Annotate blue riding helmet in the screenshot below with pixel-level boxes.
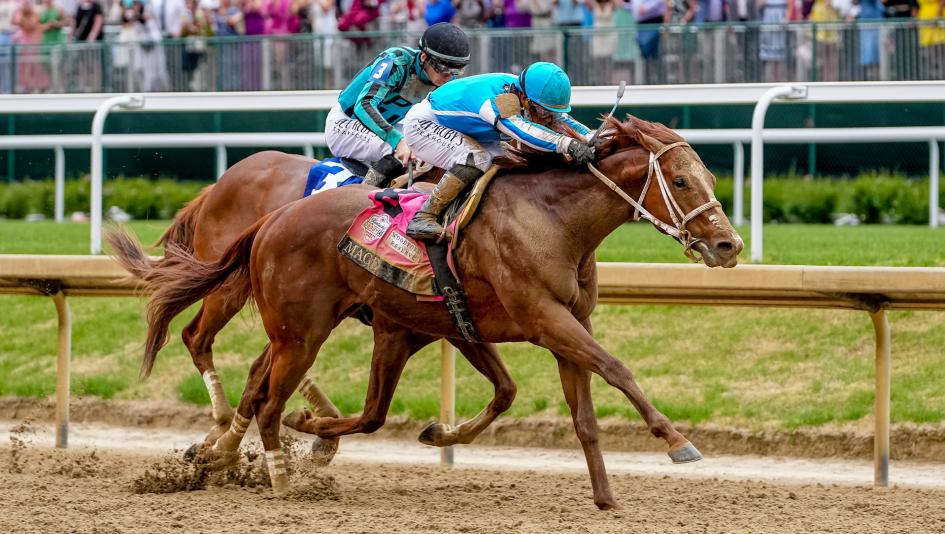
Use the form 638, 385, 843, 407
513, 62, 573, 113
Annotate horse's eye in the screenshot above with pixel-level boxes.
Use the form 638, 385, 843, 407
673, 177, 686, 188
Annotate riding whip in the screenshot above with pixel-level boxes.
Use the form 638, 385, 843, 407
588, 80, 627, 147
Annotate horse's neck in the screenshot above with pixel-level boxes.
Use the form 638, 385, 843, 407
510, 153, 649, 257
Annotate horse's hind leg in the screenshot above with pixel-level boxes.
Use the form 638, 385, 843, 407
418, 340, 517, 447
283, 316, 416, 439
210, 343, 271, 455
555, 353, 619, 511
181, 290, 242, 444
255, 337, 323, 497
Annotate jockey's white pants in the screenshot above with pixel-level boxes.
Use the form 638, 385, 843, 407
403, 99, 504, 173
324, 104, 397, 164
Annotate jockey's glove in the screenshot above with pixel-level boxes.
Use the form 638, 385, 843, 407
564, 139, 596, 165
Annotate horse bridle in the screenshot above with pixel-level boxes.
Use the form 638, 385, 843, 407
586, 141, 722, 261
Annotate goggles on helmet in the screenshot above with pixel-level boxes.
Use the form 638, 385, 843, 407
428, 57, 467, 77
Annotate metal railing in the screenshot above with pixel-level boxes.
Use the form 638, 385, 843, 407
2, 19, 944, 94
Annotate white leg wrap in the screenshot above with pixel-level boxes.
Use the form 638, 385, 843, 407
298, 376, 319, 406
230, 413, 250, 435
203, 370, 229, 421
266, 450, 287, 477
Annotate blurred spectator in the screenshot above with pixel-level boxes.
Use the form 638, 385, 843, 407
152, 0, 186, 36
613, 0, 637, 77
267, 0, 297, 89
483, 0, 504, 26
181, 0, 210, 89
72, 0, 103, 39
210, 0, 242, 33
39, 0, 66, 92
589, 0, 616, 83
313, 0, 337, 85
503, 0, 529, 27
0, 0, 17, 93
14, 0, 51, 93
809, 0, 839, 80
857, 0, 883, 80
267, 0, 297, 33
917, 0, 944, 79
632, 0, 668, 83
210, 0, 243, 89
759, 0, 788, 81
500, 0, 529, 71
882, 0, 918, 79
241, 0, 264, 89
453, 0, 485, 26
292, 0, 312, 32
388, 0, 426, 30
421, 0, 456, 25
337, 0, 380, 32
70, 0, 103, 91
555, 0, 585, 26
524, 0, 555, 61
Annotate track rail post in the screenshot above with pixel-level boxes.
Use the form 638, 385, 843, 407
870, 310, 891, 486
53, 290, 71, 448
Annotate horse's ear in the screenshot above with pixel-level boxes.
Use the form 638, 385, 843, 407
632, 129, 665, 154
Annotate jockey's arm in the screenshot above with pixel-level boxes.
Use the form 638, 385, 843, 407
495, 114, 574, 154
352, 58, 405, 149
557, 114, 593, 143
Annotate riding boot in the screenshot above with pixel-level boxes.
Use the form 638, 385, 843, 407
406, 165, 481, 241
362, 154, 405, 188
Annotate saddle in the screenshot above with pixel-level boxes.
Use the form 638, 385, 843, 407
336, 166, 501, 342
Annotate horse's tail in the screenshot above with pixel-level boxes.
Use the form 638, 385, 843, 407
107, 214, 270, 380
153, 184, 214, 255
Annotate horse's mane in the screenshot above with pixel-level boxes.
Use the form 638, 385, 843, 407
493, 115, 684, 170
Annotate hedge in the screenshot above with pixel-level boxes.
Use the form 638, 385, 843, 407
0, 177, 209, 220
0, 173, 942, 224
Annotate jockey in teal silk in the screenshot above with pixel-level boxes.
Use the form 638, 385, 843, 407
325, 23, 471, 187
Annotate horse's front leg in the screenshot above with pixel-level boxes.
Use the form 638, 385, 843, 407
295, 376, 342, 465
418, 340, 517, 447
534, 304, 700, 463
555, 345, 618, 510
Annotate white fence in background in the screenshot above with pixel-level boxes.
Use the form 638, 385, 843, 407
0, 82, 943, 255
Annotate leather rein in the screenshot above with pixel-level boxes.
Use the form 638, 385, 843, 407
586, 141, 721, 261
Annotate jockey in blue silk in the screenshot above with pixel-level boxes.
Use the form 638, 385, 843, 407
325, 22, 470, 187
403, 62, 597, 241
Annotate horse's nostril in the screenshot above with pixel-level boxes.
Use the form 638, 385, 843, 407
716, 240, 734, 252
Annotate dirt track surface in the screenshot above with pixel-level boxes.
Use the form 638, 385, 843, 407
5, 442, 945, 534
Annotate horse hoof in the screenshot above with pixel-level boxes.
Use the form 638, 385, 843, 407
595, 499, 622, 511
182, 443, 200, 463
282, 409, 312, 433
418, 422, 439, 446
309, 437, 339, 467
668, 441, 703, 464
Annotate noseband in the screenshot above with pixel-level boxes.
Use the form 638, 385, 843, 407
587, 141, 722, 261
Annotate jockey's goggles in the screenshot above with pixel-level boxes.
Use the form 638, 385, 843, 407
526, 100, 557, 123
429, 58, 467, 77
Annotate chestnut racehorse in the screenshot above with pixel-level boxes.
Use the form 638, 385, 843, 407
111, 116, 743, 509
146, 151, 512, 461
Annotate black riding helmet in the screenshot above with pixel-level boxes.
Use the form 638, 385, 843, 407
418, 22, 470, 76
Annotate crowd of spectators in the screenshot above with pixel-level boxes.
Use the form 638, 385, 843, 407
0, 0, 941, 92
